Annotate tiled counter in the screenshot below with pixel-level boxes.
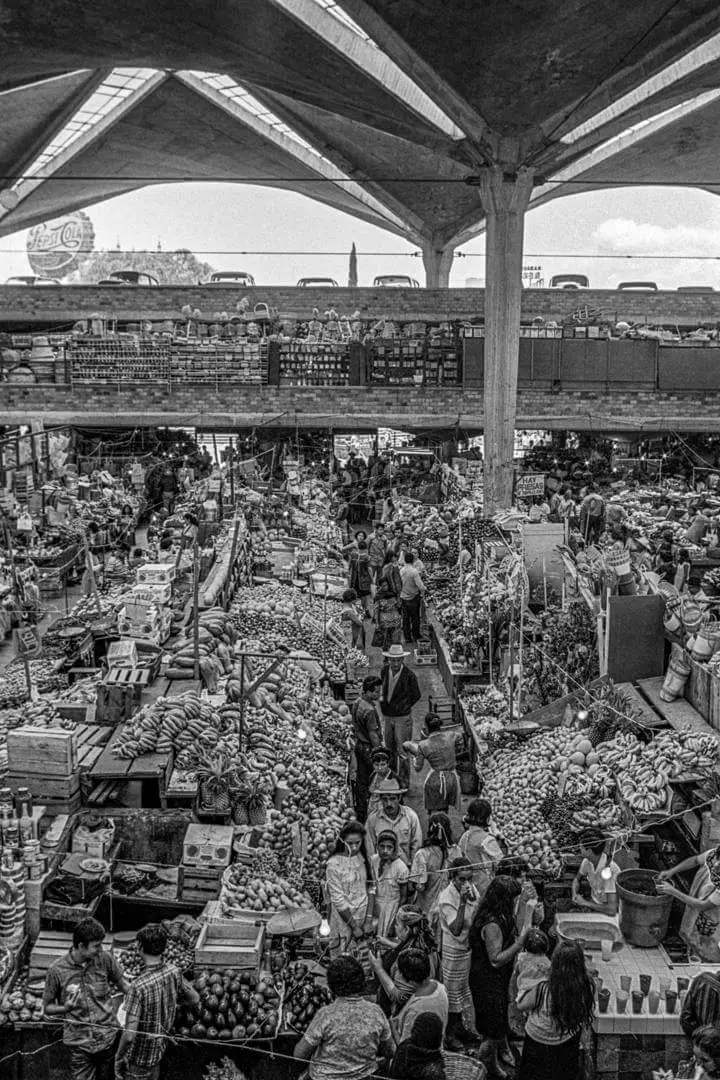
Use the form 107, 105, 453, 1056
587, 942, 710, 1080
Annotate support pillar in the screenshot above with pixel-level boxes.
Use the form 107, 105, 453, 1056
479, 165, 534, 513
421, 244, 454, 288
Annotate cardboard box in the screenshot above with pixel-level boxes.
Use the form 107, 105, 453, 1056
107, 640, 138, 668
136, 564, 176, 585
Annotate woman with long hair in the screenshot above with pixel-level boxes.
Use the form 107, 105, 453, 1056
516, 940, 595, 1080
692, 1024, 720, 1079
469, 875, 530, 1078
410, 812, 454, 931
324, 821, 373, 956
438, 858, 481, 1050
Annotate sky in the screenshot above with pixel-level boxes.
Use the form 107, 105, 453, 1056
3, 181, 720, 290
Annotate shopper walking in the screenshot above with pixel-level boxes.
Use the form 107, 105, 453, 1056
407, 713, 461, 814
368, 524, 388, 583
371, 831, 410, 939
516, 940, 595, 1080
410, 812, 455, 935
114, 924, 198, 1080
350, 675, 384, 822
324, 821, 373, 955
43, 916, 128, 1080
457, 799, 504, 900
399, 552, 425, 645
380, 644, 421, 789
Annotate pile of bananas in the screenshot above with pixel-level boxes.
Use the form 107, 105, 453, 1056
570, 798, 623, 833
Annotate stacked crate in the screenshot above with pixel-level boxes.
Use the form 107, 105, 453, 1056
179, 824, 234, 903
7, 728, 80, 813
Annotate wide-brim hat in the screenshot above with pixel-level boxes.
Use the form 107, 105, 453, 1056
383, 643, 410, 659
374, 777, 408, 796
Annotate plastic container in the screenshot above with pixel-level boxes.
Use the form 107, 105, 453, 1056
660, 644, 692, 703
616, 869, 672, 947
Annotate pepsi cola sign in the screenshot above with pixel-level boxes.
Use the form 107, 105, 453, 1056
26, 211, 95, 277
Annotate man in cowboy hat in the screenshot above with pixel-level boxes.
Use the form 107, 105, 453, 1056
366, 778, 422, 867
380, 643, 421, 789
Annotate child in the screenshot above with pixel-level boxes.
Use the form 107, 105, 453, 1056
368, 748, 396, 817
371, 831, 409, 941
339, 588, 364, 650
572, 830, 620, 915
508, 929, 551, 1039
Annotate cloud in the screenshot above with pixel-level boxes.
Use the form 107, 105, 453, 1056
592, 217, 720, 256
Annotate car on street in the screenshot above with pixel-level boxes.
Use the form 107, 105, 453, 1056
372, 274, 421, 287
296, 277, 339, 287
97, 270, 159, 286
4, 275, 60, 286
208, 271, 256, 286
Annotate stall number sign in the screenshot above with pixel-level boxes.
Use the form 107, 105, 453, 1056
15, 626, 41, 659
515, 473, 546, 498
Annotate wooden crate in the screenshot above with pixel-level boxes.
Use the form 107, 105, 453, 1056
7, 727, 78, 776
7, 772, 80, 801
686, 659, 712, 725
178, 866, 222, 903
194, 921, 263, 970
56, 701, 91, 723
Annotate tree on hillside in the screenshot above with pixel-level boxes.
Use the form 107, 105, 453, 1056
348, 242, 358, 287
68, 248, 216, 285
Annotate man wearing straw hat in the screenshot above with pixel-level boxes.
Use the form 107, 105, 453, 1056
366, 777, 422, 867
380, 643, 421, 789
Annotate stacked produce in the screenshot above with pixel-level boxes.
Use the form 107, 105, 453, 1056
175, 968, 281, 1041
595, 729, 719, 814
165, 607, 237, 689
283, 961, 332, 1033
0, 971, 44, 1025
221, 858, 312, 915
112, 692, 233, 759
118, 918, 201, 980
529, 601, 599, 704
0, 660, 67, 708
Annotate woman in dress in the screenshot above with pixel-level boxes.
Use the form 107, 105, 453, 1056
516, 940, 595, 1080
324, 821, 373, 956
437, 857, 481, 1050
406, 714, 461, 814
410, 813, 455, 935
374, 551, 403, 650
469, 875, 529, 1079
457, 799, 504, 901
658, 846, 720, 961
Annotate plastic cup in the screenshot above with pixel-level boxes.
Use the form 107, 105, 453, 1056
666, 990, 678, 1013
648, 990, 660, 1014
639, 973, 652, 996
620, 975, 632, 993
631, 991, 644, 1014
598, 987, 611, 1013
601, 939, 613, 962
616, 990, 628, 1013
677, 977, 690, 992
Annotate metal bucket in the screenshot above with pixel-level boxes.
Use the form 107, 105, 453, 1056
616, 869, 672, 947
617, 571, 637, 595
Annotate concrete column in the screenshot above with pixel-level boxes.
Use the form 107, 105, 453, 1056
479, 165, 534, 513
422, 244, 454, 288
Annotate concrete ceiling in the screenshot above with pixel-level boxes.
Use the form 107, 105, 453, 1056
2, 0, 720, 255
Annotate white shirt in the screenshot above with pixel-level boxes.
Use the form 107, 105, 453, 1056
579, 855, 620, 906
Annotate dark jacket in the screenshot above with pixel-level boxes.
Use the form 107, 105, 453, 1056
381, 663, 421, 717
681, 970, 720, 1038
349, 552, 373, 596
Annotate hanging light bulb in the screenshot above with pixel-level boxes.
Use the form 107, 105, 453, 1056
600, 866, 613, 881
297, 728, 307, 741
577, 709, 589, 722
318, 918, 331, 938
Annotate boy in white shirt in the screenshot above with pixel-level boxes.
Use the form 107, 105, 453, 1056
572, 830, 620, 915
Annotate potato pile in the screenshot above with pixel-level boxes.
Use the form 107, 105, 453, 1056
220, 861, 312, 914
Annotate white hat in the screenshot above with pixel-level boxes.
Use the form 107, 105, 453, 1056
383, 643, 410, 659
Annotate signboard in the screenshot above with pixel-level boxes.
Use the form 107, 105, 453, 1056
15, 626, 41, 659
26, 211, 95, 277
515, 473, 546, 498
522, 264, 544, 288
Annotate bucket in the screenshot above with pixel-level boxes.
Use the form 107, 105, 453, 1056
617, 571, 637, 595
681, 599, 704, 635
693, 621, 720, 661
660, 643, 691, 702
616, 869, 673, 947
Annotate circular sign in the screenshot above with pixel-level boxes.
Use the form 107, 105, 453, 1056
26, 211, 95, 277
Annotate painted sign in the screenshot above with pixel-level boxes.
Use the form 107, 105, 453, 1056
26, 211, 95, 277
515, 473, 546, 498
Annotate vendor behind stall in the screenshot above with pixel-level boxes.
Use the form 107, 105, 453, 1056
571, 830, 620, 915
658, 847, 720, 961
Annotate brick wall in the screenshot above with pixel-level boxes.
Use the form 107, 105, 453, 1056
2, 285, 720, 326
3, 383, 720, 432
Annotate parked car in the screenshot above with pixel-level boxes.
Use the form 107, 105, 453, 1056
372, 274, 421, 288
677, 285, 715, 293
4, 275, 60, 286
208, 271, 256, 286
616, 281, 658, 291
549, 274, 589, 289
97, 271, 159, 286
296, 277, 339, 287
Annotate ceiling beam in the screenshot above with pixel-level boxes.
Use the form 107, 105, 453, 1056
336, 0, 497, 158
267, 0, 464, 146
0, 69, 169, 225
6, 69, 113, 183
178, 71, 425, 242
244, 84, 429, 239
